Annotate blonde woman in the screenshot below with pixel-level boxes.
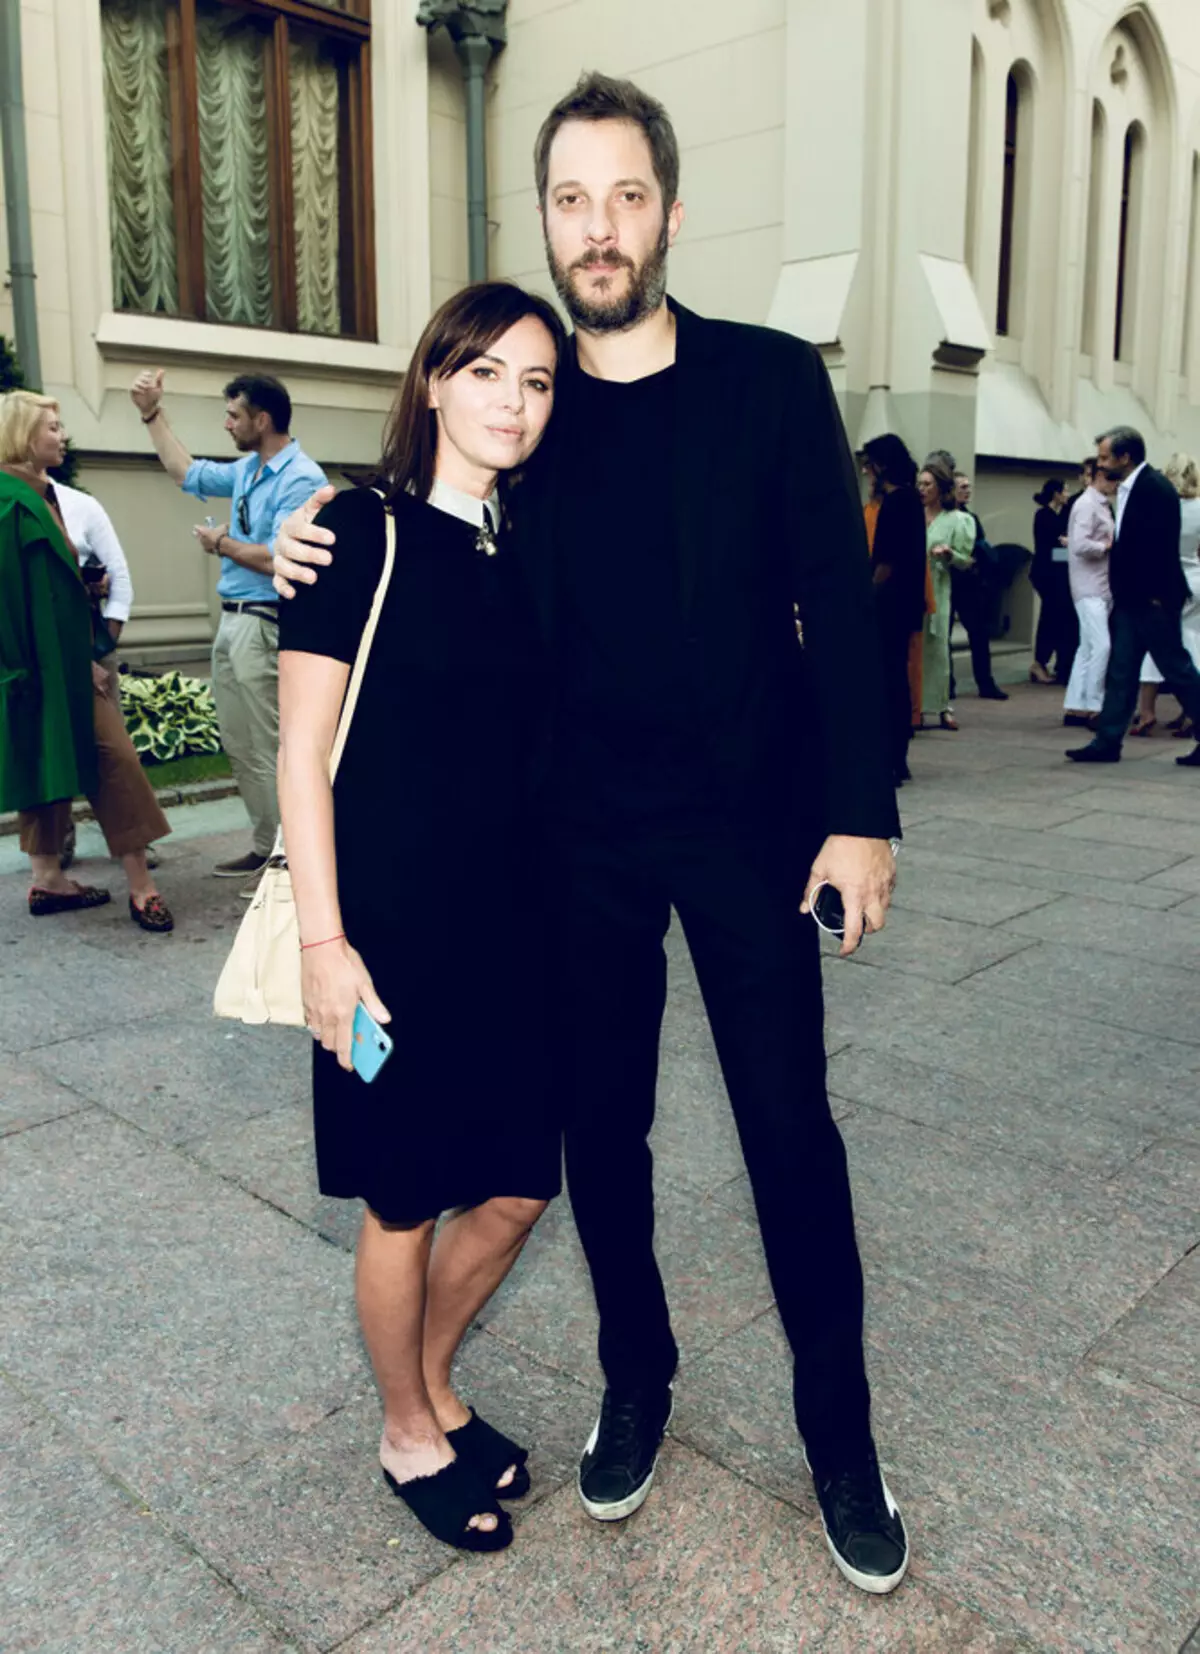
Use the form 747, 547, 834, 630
1133, 453, 1200, 739
0, 392, 174, 929
916, 459, 976, 729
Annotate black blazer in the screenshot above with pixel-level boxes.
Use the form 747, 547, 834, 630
513, 298, 900, 851
1111, 465, 1187, 609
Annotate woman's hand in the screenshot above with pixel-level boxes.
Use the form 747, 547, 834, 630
273, 486, 338, 598
931, 543, 952, 561
91, 661, 111, 697
301, 938, 390, 1072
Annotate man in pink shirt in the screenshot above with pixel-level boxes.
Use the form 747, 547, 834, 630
1063, 458, 1116, 725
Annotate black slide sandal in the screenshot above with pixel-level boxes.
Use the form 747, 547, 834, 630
446, 1409, 531, 1501
382, 1458, 513, 1552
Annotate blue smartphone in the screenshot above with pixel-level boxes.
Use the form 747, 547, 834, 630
351, 1002, 393, 1084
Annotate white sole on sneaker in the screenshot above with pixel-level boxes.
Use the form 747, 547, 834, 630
804, 1451, 909, 1596
577, 1389, 674, 1523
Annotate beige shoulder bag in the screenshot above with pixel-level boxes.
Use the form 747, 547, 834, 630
213, 499, 396, 1027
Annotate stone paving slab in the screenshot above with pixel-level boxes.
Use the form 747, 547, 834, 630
1144, 855, 1200, 896
1000, 895, 1200, 972
165, 1336, 592, 1652
890, 864, 1062, 926
841, 905, 1037, 984
896, 843, 1192, 911
23, 1011, 310, 1144
1088, 1245, 1200, 1407
0, 1111, 370, 1507
1063, 780, 1200, 824
824, 1046, 1157, 1176
1, 1376, 298, 1654
961, 941, 1200, 1047
0, 1062, 88, 1139
902, 818, 1186, 882
1104, 1139, 1200, 1216
1050, 810, 1200, 859
336, 1442, 1026, 1654
184, 1102, 362, 1252
0, 929, 196, 1054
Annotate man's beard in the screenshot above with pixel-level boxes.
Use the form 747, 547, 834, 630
546, 221, 670, 334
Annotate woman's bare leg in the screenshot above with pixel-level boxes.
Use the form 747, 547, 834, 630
423, 1197, 547, 1479
356, 1207, 498, 1532
119, 850, 158, 905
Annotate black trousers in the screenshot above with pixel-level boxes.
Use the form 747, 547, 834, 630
950, 568, 998, 694
1034, 563, 1078, 683
1095, 602, 1200, 750
551, 820, 872, 1469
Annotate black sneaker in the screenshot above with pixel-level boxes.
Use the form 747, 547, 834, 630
578, 1385, 673, 1522
806, 1444, 908, 1594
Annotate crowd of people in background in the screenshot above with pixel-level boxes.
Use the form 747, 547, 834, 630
860, 423, 1200, 781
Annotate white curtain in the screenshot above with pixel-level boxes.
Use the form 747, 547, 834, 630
101, 0, 178, 314
289, 32, 342, 336
196, 3, 274, 328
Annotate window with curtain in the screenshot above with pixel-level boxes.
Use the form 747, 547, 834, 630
101, 0, 375, 339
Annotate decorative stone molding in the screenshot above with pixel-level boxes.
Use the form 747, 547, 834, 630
987, 0, 1011, 24
1110, 43, 1129, 87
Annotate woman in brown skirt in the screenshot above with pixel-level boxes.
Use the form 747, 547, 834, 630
0, 392, 174, 931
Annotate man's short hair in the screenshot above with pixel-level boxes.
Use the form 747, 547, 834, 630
534, 71, 680, 211
224, 374, 291, 435
1096, 424, 1146, 466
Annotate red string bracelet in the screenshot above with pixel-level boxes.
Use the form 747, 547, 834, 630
300, 933, 345, 951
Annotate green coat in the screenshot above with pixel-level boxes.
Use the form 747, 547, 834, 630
0, 469, 97, 813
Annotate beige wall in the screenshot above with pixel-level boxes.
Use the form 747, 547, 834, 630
5, 1, 1200, 662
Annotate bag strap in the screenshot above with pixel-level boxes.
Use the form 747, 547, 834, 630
268, 491, 395, 862
329, 492, 395, 781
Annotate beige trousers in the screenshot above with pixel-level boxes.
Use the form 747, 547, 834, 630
19, 682, 171, 859
211, 609, 280, 857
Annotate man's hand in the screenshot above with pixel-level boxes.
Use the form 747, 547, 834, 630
273, 486, 338, 598
193, 521, 227, 556
802, 835, 897, 958
131, 368, 165, 417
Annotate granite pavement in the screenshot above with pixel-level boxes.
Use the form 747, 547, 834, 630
1, 683, 1198, 1653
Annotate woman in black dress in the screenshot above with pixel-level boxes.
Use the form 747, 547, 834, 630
1030, 479, 1075, 685
276, 284, 566, 1553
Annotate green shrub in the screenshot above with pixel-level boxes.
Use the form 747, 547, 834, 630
121, 670, 222, 764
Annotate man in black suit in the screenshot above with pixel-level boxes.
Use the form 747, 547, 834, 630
273, 72, 907, 1594
525, 73, 905, 1594
1067, 426, 1200, 765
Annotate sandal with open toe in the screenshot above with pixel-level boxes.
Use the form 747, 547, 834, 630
446, 1408, 531, 1500
1128, 714, 1157, 737
382, 1457, 512, 1552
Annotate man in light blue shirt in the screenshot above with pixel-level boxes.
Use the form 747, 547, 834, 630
131, 370, 327, 883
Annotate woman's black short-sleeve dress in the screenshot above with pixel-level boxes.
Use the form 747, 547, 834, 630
278, 485, 561, 1223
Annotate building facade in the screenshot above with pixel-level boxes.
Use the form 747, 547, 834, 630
2, 0, 1200, 659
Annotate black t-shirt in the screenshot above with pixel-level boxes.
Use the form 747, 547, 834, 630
549, 365, 711, 824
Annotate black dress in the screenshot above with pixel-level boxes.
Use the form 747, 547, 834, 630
278, 486, 561, 1223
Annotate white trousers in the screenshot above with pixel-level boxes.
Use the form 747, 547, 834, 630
1141, 592, 1200, 683
1064, 594, 1112, 712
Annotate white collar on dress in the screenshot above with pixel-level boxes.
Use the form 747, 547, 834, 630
428, 477, 500, 532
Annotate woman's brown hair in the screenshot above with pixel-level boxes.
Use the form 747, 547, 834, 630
920, 458, 957, 511
378, 282, 568, 509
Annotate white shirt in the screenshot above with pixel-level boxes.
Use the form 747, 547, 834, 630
1114, 460, 1148, 537
53, 481, 135, 624
428, 477, 500, 533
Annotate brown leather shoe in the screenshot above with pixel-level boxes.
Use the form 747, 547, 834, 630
129, 893, 174, 933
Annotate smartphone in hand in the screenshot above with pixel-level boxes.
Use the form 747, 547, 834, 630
351, 1002, 393, 1084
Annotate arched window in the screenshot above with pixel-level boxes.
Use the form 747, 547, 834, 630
1182, 152, 1199, 378
1114, 122, 1146, 363
1080, 100, 1105, 354
996, 66, 1033, 339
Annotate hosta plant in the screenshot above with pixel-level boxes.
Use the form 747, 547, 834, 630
120, 670, 222, 764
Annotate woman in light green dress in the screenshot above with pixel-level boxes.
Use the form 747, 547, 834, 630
917, 460, 976, 729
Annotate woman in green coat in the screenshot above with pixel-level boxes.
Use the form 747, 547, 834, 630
917, 459, 977, 730
1, 392, 173, 929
